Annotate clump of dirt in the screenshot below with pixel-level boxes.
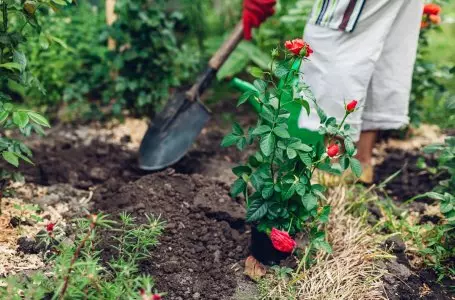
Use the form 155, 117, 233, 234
94, 169, 250, 300
374, 149, 446, 202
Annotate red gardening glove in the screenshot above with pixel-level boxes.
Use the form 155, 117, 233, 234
243, 0, 276, 40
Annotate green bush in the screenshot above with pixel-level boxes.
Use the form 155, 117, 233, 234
23, 2, 109, 117
108, 0, 199, 116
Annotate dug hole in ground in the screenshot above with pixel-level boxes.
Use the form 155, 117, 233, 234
0, 98, 453, 299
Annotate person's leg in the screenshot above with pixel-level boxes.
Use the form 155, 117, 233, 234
356, 130, 377, 165
298, 0, 405, 142
361, 1, 423, 135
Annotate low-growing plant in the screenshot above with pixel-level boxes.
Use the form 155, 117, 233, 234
222, 39, 361, 258
1, 212, 165, 299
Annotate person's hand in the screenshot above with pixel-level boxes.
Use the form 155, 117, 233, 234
243, 0, 276, 40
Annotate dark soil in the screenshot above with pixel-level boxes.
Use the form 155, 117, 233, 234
374, 149, 446, 202
6, 97, 453, 299
94, 170, 249, 300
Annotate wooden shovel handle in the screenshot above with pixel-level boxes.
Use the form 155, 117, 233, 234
208, 21, 244, 70
186, 21, 244, 102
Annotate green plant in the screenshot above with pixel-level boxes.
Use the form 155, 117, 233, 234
0, 0, 68, 195
221, 40, 360, 255
12, 202, 42, 229
410, 1, 455, 127
23, 1, 109, 118
107, 0, 199, 116
1, 212, 165, 299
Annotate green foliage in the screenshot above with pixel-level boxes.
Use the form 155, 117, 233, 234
378, 137, 455, 280
222, 45, 359, 254
410, 3, 455, 127
108, 0, 199, 115
0, 0, 63, 181
23, 2, 109, 116
0, 213, 165, 299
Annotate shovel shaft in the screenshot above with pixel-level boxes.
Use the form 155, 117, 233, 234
186, 22, 244, 102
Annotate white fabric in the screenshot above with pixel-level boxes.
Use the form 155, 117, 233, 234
298, 0, 423, 141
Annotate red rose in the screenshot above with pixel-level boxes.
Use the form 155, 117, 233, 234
284, 39, 313, 57
46, 222, 55, 233
421, 21, 429, 29
152, 295, 161, 300
423, 4, 441, 15
327, 144, 339, 158
270, 228, 296, 253
346, 100, 358, 113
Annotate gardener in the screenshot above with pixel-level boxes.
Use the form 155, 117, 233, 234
244, 0, 423, 184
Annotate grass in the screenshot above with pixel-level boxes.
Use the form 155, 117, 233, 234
258, 185, 389, 299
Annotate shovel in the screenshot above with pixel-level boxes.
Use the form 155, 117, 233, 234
138, 22, 244, 171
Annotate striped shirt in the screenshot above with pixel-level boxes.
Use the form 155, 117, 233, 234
308, 0, 366, 32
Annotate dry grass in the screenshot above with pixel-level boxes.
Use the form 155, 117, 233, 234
259, 185, 389, 300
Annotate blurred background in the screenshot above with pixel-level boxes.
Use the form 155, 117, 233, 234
5, 0, 455, 129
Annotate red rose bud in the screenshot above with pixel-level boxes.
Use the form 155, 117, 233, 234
284, 39, 313, 57
423, 3, 441, 15
270, 228, 296, 253
152, 295, 162, 300
429, 14, 441, 24
46, 222, 55, 233
327, 144, 339, 158
346, 100, 358, 113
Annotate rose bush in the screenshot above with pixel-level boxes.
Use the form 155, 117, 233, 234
222, 39, 361, 256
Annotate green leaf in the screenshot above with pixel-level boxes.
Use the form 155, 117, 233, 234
253, 79, 267, 93
232, 166, 252, 177
246, 200, 268, 222
344, 137, 355, 156
297, 98, 310, 116
0, 111, 8, 123
237, 90, 257, 107
299, 152, 312, 167
230, 178, 247, 197
262, 182, 274, 199
232, 122, 244, 135
318, 206, 331, 223
260, 132, 275, 157
274, 61, 289, 78
252, 125, 272, 135
349, 158, 362, 178
248, 66, 264, 79
289, 141, 312, 152
12, 112, 29, 128
314, 240, 332, 254
236, 137, 247, 151
282, 179, 298, 200
15, 152, 33, 165
286, 148, 297, 159
13, 50, 27, 72
0, 62, 21, 71
340, 155, 350, 170
273, 126, 290, 139
3, 103, 13, 111
27, 111, 50, 127
221, 134, 241, 147
302, 193, 317, 211
2, 151, 19, 167
259, 105, 275, 123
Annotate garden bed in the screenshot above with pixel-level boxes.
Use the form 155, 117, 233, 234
1, 99, 453, 299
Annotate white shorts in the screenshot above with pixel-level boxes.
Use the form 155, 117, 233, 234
298, 0, 423, 141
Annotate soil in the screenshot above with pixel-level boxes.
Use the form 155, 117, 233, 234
374, 148, 447, 202
95, 170, 249, 300
1, 97, 453, 299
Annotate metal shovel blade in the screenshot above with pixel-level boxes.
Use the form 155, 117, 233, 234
138, 93, 210, 171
